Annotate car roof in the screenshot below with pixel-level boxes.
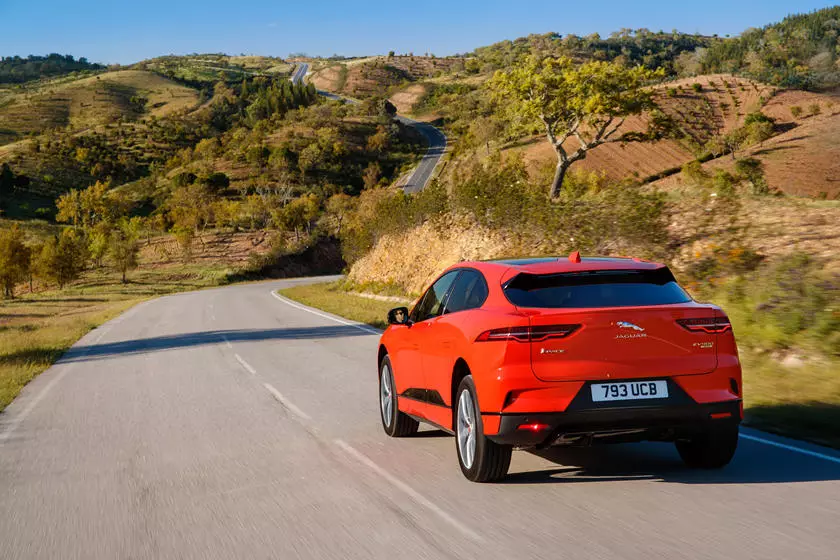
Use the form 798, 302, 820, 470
457, 255, 665, 276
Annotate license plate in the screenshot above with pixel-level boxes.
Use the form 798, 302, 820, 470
591, 380, 669, 402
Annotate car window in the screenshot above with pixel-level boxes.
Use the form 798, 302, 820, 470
411, 271, 459, 322
503, 268, 692, 308
443, 270, 488, 314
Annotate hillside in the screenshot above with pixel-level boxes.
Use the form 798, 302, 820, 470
701, 6, 840, 89
136, 54, 293, 84
0, 69, 199, 144
508, 75, 775, 182
654, 94, 840, 199
309, 55, 463, 98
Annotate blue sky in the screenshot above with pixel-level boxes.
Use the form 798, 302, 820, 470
0, 0, 835, 64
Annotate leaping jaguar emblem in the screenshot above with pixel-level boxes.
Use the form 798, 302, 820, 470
616, 321, 645, 332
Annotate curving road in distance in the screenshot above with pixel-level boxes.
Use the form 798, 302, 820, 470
292, 62, 446, 193
1, 277, 839, 559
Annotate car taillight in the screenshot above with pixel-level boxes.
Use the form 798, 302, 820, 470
676, 316, 732, 334
475, 324, 580, 342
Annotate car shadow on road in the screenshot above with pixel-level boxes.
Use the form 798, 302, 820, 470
502, 440, 840, 485
59, 326, 373, 363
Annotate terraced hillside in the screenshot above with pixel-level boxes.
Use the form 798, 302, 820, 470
309, 55, 463, 98
0, 70, 199, 144
511, 74, 839, 195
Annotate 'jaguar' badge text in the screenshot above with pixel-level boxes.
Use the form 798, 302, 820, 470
540, 348, 566, 354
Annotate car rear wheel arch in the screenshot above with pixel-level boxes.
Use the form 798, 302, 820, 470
451, 359, 471, 431
378, 344, 389, 369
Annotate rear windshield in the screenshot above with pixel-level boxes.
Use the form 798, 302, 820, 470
503, 268, 692, 309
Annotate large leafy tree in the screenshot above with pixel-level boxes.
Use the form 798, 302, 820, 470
0, 225, 31, 298
489, 56, 664, 198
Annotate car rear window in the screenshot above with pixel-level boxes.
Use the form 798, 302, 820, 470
503, 268, 692, 308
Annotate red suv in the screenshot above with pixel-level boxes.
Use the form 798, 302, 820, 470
377, 255, 742, 482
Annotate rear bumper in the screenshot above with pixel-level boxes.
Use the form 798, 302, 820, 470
487, 399, 741, 447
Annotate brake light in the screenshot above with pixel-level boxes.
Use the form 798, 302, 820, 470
476, 324, 580, 342
676, 316, 732, 334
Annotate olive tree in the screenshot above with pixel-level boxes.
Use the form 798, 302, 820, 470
489, 56, 664, 198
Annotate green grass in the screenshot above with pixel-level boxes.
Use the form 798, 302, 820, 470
280, 282, 395, 330
0, 263, 233, 412
282, 281, 840, 449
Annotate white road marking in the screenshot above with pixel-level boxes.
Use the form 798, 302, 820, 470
270, 291, 381, 335
740, 432, 840, 465
221, 334, 233, 349
234, 354, 257, 375
0, 324, 112, 445
334, 439, 480, 542
263, 383, 312, 421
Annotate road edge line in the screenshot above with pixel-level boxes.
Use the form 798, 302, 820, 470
740, 432, 840, 465
270, 290, 381, 335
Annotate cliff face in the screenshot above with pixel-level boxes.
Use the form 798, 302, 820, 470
347, 215, 515, 295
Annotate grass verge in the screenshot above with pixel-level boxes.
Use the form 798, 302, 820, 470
0, 264, 232, 412
280, 282, 395, 330
281, 281, 840, 449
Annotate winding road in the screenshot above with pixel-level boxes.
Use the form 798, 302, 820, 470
292, 62, 447, 192
1, 277, 839, 559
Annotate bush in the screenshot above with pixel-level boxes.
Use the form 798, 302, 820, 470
809, 103, 822, 116
691, 83, 703, 93
790, 105, 803, 118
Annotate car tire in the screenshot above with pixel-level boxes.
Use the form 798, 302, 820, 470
676, 423, 739, 469
455, 376, 512, 482
379, 355, 418, 437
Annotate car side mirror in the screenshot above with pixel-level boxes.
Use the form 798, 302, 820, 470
387, 307, 411, 326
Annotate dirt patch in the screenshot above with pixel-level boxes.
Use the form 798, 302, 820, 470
140, 231, 274, 267
389, 84, 431, 115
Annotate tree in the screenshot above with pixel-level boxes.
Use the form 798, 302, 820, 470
366, 125, 390, 153
323, 193, 355, 236
0, 225, 30, 298
109, 218, 141, 283
362, 162, 381, 189
0, 163, 15, 200
88, 229, 109, 267
56, 180, 129, 230
279, 194, 320, 241
34, 229, 88, 288
735, 158, 770, 195
489, 56, 664, 198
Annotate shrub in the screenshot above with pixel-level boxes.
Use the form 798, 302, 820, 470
809, 103, 822, 116
790, 105, 803, 118
682, 160, 710, 186
691, 83, 702, 93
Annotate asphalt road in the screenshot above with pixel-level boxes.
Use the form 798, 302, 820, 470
291, 62, 309, 85
1, 277, 839, 559
292, 62, 446, 192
